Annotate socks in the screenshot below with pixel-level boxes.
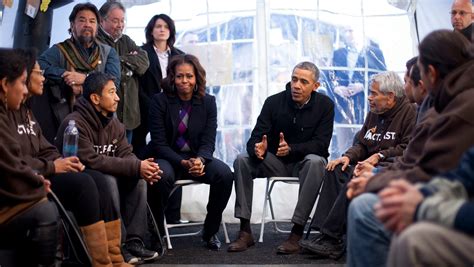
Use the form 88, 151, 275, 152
240, 218, 251, 233
291, 223, 304, 236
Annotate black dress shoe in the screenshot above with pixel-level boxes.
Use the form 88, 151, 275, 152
204, 234, 221, 251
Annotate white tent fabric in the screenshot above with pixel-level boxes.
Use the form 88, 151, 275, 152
0, 0, 457, 224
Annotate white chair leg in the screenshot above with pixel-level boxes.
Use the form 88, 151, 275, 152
259, 178, 271, 242
163, 218, 173, 249
222, 221, 230, 243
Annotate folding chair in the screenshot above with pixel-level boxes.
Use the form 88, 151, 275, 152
163, 179, 230, 249
258, 177, 299, 242
259, 176, 324, 242
49, 192, 92, 266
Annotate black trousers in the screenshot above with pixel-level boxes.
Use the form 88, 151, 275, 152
148, 156, 234, 240
0, 199, 59, 266
49, 170, 119, 226
310, 165, 353, 239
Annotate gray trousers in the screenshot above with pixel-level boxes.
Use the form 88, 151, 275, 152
388, 222, 474, 267
103, 174, 148, 243
233, 152, 326, 226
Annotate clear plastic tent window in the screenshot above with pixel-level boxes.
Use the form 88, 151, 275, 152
125, 0, 415, 165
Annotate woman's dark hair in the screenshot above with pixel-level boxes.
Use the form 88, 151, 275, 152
68, 3, 100, 34
144, 14, 176, 48
0, 48, 28, 84
161, 54, 206, 99
24, 48, 38, 86
418, 29, 473, 80
83, 72, 116, 101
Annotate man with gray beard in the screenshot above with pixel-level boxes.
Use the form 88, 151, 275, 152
35, 3, 120, 143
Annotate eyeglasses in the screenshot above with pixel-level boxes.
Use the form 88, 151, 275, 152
106, 18, 126, 25
32, 69, 45, 75
450, 10, 472, 17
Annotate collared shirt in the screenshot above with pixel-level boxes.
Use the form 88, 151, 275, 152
154, 45, 171, 79
296, 94, 312, 109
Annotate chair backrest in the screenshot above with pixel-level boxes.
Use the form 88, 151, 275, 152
49, 192, 92, 266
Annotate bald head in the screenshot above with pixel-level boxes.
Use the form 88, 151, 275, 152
451, 0, 473, 31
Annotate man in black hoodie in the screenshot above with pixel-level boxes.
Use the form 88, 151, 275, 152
55, 72, 161, 264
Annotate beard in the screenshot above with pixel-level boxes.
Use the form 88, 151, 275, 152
73, 28, 95, 46
76, 35, 95, 45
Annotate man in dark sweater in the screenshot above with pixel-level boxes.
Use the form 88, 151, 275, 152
55, 72, 161, 264
299, 71, 416, 259
228, 61, 335, 254
451, 0, 473, 42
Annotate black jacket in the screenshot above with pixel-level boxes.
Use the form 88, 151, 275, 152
147, 92, 217, 167
247, 83, 334, 162
138, 43, 184, 113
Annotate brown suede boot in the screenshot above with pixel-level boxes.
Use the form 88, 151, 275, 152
80, 221, 113, 267
104, 219, 132, 267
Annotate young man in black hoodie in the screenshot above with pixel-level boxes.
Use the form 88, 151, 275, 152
55, 72, 161, 264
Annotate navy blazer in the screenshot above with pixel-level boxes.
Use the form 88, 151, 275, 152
147, 92, 217, 167
139, 43, 184, 114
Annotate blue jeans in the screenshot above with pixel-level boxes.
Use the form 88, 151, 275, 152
347, 193, 392, 267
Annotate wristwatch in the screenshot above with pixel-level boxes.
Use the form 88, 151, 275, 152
377, 152, 385, 160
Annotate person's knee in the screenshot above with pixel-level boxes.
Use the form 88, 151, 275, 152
304, 154, 327, 168
233, 153, 250, 169
396, 222, 437, 249
349, 193, 378, 221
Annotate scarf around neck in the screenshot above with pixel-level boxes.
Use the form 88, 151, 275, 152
56, 38, 101, 72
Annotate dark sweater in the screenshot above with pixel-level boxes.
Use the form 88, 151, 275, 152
367, 60, 474, 192
0, 104, 46, 224
55, 97, 141, 178
343, 95, 416, 163
247, 82, 334, 162
8, 103, 61, 177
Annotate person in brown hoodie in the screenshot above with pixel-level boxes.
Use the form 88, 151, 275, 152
346, 29, 474, 267
13, 49, 131, 267
348, 57, 436, 195
300, 71, 416, 258
55, 72, 161, 264
0, 48, 59, 266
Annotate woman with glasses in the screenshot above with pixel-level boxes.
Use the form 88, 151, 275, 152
0, 48, 59, 267
8, 49, 131, 267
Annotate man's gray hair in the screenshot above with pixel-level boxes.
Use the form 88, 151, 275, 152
99, 1, 125, 19
293, 61, 320, 82
370, 71, 405, 98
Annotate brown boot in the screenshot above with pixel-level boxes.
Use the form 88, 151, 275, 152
104, 219, 132, 267
276, 233, 302, 254
80, 221, 113, 267
227, 231, 255, 252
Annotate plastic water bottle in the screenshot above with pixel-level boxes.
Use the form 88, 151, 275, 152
63, 120, 79, 157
